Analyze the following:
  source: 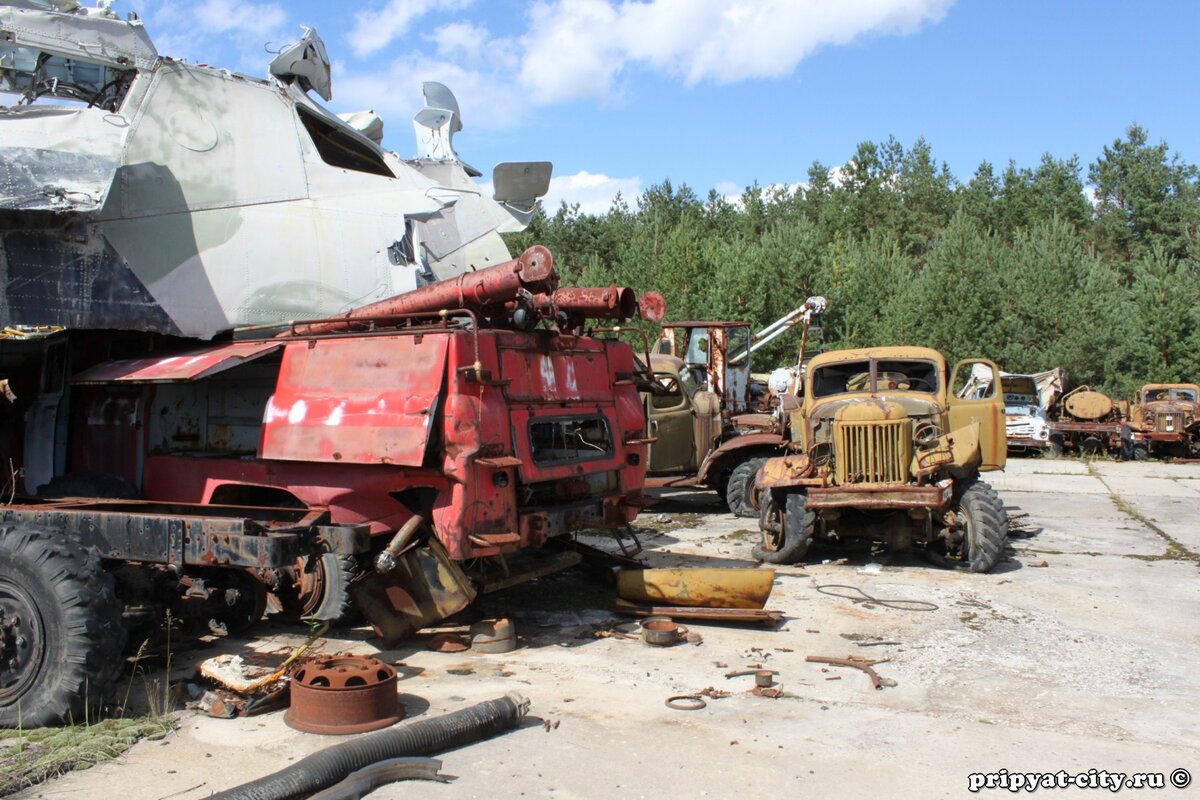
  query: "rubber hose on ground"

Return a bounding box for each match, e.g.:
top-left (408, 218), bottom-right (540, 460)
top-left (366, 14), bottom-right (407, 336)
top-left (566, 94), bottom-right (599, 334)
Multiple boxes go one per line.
top-left (308, 757), bottom-right (449, 800)
top-left (209, 693), bottom-right (530, 800)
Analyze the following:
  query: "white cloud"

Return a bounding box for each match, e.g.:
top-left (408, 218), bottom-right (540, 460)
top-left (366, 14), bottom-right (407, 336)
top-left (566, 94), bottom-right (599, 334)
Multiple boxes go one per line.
top-left (541, 170), bottom-right (642, 215)
top-left (519, 0), bottom-right (953, 103)
top-left (348, 0), bottom-right (474, 58)
top-left (334, 54), bottom-right (526, 133)
top-left (133, 0), bottom-right (292, 72)
top-left (193, 0), bottom-right (285, 36)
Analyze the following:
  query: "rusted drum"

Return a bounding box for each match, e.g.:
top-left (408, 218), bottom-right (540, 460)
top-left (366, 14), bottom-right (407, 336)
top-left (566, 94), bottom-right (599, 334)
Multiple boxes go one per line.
top-left (285, 655), bottom-right (403, 734)
top-left (1065, 390), bottom-right (1113, 421)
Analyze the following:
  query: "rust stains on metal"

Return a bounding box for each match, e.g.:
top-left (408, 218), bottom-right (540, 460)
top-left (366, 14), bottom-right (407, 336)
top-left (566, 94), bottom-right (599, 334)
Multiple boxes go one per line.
top-left (291, 245), bottom-right (557, 335)
top-left (613, 600), bottom-right (783, 624)
top-left (615, 567), bottom-right (775, 610)
top-left (285, 655), bottom-right (404, 734)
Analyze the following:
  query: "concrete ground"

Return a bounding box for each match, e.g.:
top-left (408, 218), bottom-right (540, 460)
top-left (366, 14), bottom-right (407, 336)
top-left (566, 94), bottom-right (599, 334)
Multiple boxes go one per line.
top-left (21, 458), bottom-right (1200, 799)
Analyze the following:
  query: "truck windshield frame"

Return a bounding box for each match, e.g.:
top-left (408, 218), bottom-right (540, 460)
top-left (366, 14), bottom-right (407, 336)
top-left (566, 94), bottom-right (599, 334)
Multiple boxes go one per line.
top-left (812, 358), bottom-right (940, 398)
top-left (528, 414), bottom-right (614, 466)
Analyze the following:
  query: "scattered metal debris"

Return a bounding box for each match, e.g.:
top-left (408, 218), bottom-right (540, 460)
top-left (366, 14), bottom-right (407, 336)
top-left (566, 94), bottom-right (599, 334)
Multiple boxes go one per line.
top-left (665, 695), bottom-right (707, 711)
top-left (641, 617), bottom-right (687, 647)
top-left (285, 655), bottom-right (404, 735)
top-left (428, 634), bottom-right (470, 653)
top-left (806, 655), bottom-right (888, 690)
top-left (615, 600), bottom-right (783, 624)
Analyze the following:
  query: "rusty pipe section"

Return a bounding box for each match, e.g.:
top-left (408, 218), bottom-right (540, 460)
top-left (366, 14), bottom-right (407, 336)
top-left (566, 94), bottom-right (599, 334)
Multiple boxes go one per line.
top-left (291, 245), bottom-right (556, 335)
top-left (520, 287), bottom-right (667, 325)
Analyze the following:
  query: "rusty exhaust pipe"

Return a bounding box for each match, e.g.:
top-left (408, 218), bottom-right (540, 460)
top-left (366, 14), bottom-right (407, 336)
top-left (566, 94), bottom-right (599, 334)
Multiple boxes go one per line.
top-left (292, 245), bottom-right (556, 335)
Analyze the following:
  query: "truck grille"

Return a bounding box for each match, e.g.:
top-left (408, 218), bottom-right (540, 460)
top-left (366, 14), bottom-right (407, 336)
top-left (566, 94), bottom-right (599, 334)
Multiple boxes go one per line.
top-left (1156, 414), bottom-right (1178, 433)
top-left (834, 420), bottom-right (912, 484)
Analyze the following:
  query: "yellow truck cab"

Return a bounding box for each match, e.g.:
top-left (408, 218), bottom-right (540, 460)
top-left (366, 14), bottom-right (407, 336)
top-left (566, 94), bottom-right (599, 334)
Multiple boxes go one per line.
top-left (754, 346), bottom-right (1008, 572)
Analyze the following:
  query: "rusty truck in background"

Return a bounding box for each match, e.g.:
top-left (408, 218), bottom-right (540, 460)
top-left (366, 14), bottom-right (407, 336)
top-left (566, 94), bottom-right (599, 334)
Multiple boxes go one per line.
top-left (1129, 383), bottom-right (1200, 458)
top-left (752, 346), bottom-right (1008, 572)
top-left (642, 299), bottom-right (826, 517)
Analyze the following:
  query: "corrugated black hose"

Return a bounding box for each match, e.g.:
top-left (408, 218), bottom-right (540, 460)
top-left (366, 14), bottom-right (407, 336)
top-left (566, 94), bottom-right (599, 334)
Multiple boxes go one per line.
top-left (208, 693), bottom-right (530, 800)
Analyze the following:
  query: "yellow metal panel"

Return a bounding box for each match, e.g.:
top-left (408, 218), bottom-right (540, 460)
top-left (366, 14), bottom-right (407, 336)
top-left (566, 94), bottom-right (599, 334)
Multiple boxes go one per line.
top-left (616, 568), bottom-right (775, 610)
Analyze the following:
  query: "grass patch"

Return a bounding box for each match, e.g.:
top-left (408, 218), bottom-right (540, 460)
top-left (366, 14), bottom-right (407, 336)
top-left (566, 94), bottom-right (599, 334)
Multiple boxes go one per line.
top-left (724, 529), bottom-right (755, 541)
top-left (1086, 463), bottom-right (1200, 566)
top-left (636, 512), bottom-right (706, 534)
top-left (0, 716), bottom-right (172, 797)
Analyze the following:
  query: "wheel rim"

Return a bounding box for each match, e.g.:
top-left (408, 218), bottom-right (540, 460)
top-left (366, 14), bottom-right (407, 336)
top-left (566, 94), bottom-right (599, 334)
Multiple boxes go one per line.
top-left (0, 578), bottom-right (45, 704)
top-left (943, 508), bottom-right (973, 563)
top-left (760, 495), bottom-right (784, 553)
top-left (294, 556), bottom-right (329, 617)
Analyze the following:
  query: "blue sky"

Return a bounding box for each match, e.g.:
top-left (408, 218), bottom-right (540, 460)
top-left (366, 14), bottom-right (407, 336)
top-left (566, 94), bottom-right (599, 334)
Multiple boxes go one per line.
top-left (127, 0), bottom-right (1200, 213)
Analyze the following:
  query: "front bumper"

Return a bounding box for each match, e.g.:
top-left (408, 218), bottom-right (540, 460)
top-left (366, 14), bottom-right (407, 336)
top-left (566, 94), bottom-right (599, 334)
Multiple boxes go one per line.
top-left (806, 479), bottom-right (953, 511)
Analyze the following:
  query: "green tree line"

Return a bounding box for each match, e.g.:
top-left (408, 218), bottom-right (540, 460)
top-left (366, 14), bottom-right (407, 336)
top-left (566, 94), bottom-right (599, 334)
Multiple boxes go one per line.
top-left (506, 124), bottom-right (1200, 398)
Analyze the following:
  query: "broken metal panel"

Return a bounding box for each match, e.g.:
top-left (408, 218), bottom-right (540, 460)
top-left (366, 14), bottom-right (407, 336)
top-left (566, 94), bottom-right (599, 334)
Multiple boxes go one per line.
top-left (0, 2), bottom-right (158, 69)
top-left (0, 8), bottom-right (550, 338)
top-left (261, 336), bottom-right (450, 467)
top-left (71, 341), bottom-right (282, 383)
top-left (267, 25), bottom-right (330, 102)
top-left (350, 539), bottom-right (476, 648)
top-left (118, 63), bottom-right (309, 216)
top-left (0, 228), bottom-right (180, 332)
top-left (615, 568), bottom-right (774, 610)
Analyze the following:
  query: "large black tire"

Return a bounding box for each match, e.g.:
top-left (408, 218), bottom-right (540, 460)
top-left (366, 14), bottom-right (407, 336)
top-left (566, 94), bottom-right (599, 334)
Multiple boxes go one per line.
top-left (725, 457), bottom-right (766, 519)
top-left (933, 479), bottom-right (1007, 573)
top-left (0, 526), bottom-right (126, 727)
top-left (752, 490), bottom-right (815, 565)
top-left (1048, 435), bottom-right (1065, 457)
top-left (275, 553), bottom-right (358, 624)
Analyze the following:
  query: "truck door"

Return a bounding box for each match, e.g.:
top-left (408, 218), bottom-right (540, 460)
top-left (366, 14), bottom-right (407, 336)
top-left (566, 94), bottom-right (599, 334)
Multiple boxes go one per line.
top-left (948, 359), bottom-right (1006, 471)
top-left (646, 374), bottom-right (696, 472)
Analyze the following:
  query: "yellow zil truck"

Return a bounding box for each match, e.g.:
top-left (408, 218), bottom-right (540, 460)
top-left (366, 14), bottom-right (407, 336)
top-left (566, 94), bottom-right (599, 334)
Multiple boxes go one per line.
top-left (752, 346), bottom-right (1008, 572)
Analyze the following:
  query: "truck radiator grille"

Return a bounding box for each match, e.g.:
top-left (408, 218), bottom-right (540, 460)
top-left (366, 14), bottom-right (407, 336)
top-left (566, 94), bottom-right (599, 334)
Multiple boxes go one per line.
top-left (1156, 414), bottom-right (1178, 433)
top-left (834, 420), bottom-right (912, 484)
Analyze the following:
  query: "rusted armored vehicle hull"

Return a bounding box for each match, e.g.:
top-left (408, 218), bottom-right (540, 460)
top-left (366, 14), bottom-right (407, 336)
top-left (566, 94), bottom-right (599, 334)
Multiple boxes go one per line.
top-left (643, 298), bottom-right (825, 517)
top-left (754, 347), bottom-right (1008, 572)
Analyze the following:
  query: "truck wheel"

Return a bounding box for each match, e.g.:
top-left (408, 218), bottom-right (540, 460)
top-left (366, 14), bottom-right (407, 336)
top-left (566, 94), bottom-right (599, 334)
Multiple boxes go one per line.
top-left (0, 526), bottom-right (126, 728)
top-left (277, 554), bottom-right (358, 624)
top-left (1130, 442), bottom-right (1149, 461)
top-left (933, 479), bottom-right (1007, 573)
top-left (1048, 435), bottom-right (1064, 457)
top-left (725, 458), bottom-right (766, 519)
top-left (753, 490), bottom-right (814, 565)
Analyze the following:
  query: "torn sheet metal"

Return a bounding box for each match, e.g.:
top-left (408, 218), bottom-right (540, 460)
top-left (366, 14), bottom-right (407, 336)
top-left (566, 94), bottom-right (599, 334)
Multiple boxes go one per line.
top-left (0, 2), bottom-right (158, 69)
top-left (71, 341), bottom-right (282, 383)
top-left (0, 8), bottom-right (550, 339)
top-left (350, 540), bottom-right (477, 647)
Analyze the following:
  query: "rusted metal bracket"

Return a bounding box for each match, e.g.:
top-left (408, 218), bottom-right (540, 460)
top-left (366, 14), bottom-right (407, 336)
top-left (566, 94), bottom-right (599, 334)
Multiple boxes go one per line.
top-left (806, 655), bottom-right (883, 690)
